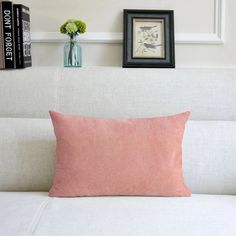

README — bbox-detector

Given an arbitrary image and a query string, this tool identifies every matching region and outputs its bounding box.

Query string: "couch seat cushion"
[0,192,236,236]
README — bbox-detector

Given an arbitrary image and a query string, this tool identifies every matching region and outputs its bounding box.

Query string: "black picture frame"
[123,9,175,68]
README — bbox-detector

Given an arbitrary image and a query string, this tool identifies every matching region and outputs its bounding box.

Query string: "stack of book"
[0,0,32,69]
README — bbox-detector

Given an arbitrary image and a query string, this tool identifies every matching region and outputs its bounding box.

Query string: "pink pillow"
[49,111,191,197]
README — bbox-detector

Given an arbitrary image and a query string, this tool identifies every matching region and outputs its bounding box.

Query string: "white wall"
[14,0,236,68]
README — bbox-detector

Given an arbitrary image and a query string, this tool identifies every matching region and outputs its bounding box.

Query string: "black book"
[13,4,32,68]
[0,3,5,69]
[1,1,15,69]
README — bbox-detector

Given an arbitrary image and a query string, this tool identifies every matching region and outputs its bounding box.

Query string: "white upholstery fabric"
[0,192,236,236]
[0,67,59,118]
[0,118,55,191]
[0,118,236,194]
[0,192,49,236]
[59,67,236,120]
[183,121,236,195]
[0,67,236,120]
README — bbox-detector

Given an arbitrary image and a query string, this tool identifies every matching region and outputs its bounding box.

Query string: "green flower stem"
[68,34,77,66]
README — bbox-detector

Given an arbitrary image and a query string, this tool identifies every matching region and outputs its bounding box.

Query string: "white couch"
[0,67,236,236]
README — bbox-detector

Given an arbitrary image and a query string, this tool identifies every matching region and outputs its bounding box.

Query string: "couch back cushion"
[0,118,236,194]
[0,118,55,191]
[1,67,236,121]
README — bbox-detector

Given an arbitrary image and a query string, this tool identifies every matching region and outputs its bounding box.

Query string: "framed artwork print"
[123,9,175,68]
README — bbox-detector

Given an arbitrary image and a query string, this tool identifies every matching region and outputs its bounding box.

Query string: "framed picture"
[123,9,175,68]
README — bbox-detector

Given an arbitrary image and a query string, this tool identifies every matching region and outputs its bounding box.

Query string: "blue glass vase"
[64,34,82,67]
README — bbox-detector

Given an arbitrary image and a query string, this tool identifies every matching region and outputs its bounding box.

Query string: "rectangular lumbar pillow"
[49,111,191,197]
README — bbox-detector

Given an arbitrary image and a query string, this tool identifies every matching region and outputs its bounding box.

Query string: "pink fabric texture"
[49,111,191,197]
